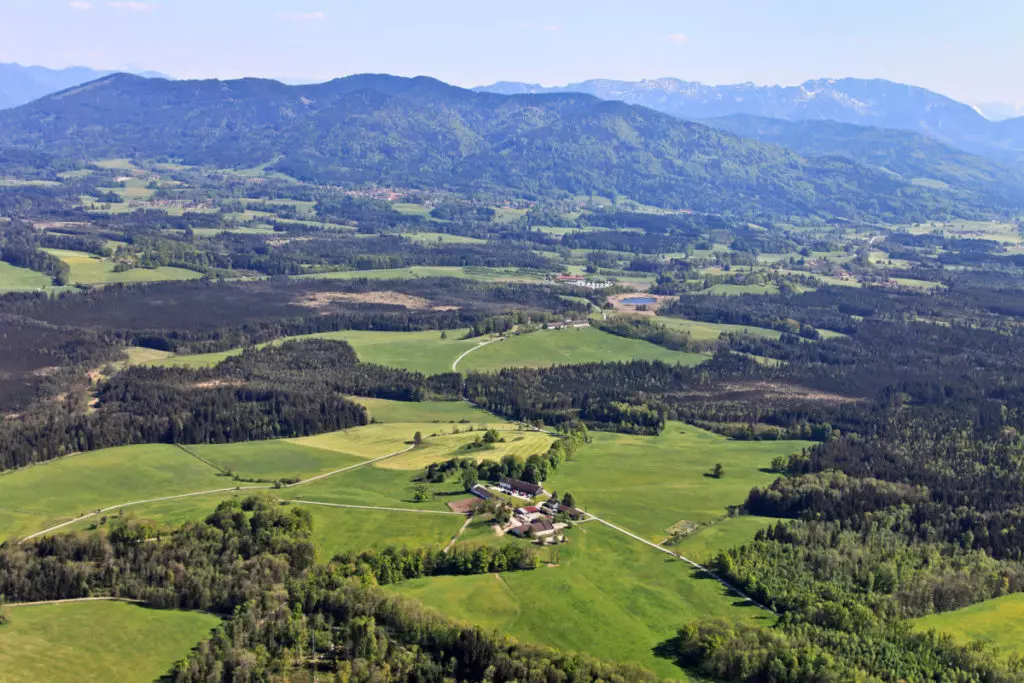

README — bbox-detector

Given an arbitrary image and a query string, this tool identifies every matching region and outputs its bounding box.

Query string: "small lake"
[622,296,657,306]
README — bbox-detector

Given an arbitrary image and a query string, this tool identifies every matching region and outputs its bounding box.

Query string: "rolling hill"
[0,73,1011,221]
[0,63,168,110]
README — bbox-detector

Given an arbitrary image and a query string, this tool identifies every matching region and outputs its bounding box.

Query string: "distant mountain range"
[1,73,1014,222]
[0,63,168,110]
[476,78,1024,165]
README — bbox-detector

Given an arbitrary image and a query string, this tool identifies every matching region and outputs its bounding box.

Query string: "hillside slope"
[0,63,167,110]
[0,73,1004,221]
[478,77,1024,165]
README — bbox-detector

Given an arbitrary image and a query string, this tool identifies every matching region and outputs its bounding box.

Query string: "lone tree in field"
[711,463,725,479]
[413,431,423,447]
[461,468,478,491]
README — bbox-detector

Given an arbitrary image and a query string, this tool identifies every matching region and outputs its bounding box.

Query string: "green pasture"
[292,503,466,557]
[352,396,496,424]
[0,601,220,683]
[0,444,226,542]
[187,440,365,482]
[406,232,488,245]
[914,594,1024,658]
[701,283,780,296]
[545,423,811,542]
[0,261,53,292]
[458,326,709,373]
[287,463,461,512]
[671,515,778,564]
[653,315,783,341]
[395,522,773,679]
[145,329,478,375]
[42,248,203,285]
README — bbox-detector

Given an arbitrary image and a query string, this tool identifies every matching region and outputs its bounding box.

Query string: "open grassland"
[914,594,1024,658]
[459,327,709,373]
[546,423,811,542]
[296,265,550,284]
[92,158,137,170]
[146,328,478,375]
[0,601,219,683]
[654,315,783,341]
[187,441,366,481]
[0,444,225,542]
[0,261,53,292]
[295,503,466,557]
[352,397,496,423]
[288,463,460,512]
[702,283,780,296]
[376,429,555,471]
[395,523,773,679]
[671,515,778,564]
[406,232,488,245]
[42,248,203,285]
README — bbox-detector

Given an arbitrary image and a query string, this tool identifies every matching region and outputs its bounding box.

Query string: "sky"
[0,0,1020,104]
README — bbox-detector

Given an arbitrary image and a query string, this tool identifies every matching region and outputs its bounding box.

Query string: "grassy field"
[459,327,709,373]
[914,594,1024,658]
[377,429,555,470]
[187,440,366,481]
[395,522,773,679]
[295,503,466,557]
[0,261,53,292]
[653,315,784,341]
[42,248,203,285]
[702,283,780,296]
[545,423,811,542]
[147,329,478,375]
[288,463,461,512]
[406,232,488,245]
[352,396,496,423]
[0,601,219,683]
[0,444,226,542]
[671,515,778,563]
[296,265,549,283]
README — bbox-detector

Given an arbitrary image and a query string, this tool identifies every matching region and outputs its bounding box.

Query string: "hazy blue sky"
[0,0,1018,103]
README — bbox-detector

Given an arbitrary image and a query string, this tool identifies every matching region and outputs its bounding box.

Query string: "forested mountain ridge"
[477,76,1024,165]
[704,114,1024,208]
[0,62,168,110]
[0,73,1005,222]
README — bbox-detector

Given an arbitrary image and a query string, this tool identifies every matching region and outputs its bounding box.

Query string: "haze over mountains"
[477,78,1024,166]
[1,72,1019,223]
[0,63,168,110]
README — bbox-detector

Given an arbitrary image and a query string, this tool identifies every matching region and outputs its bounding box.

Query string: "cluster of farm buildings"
[553,274,613,289]
[471,477,586,541]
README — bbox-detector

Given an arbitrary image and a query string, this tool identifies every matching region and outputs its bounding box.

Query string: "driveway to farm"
[451,336,505,372]
[589,514,776,614]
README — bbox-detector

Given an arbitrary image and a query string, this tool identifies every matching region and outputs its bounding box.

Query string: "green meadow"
[0,261,53,292]
[352,396,495,423]
[186,440,365,481]
[459,326,710,372]
[914,594,1024,658]
[146,328,478,375]
[545,423,811,542]
[395,522,773,679]
[653,314,784,341]
[42,248,203,285]
[0,444,228,542]
[0,601,219,683]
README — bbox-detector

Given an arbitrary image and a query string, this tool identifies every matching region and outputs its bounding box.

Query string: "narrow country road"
[452,336,504,372]
[19,444,419,543]
[589,515,777,615]
[282,499,465,516]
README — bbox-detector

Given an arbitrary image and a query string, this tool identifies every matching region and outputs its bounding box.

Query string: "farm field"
[376,428,555,470]
[351,396,495,423]
[287,462,462,512]
[296,265,549,283]
[294,503,466,557]
[395,522,773,679]
[0,444,226,542]
[187,440,366,482]
[42,248,203,285]
[702,283,780,296]
[406,232,488,244]
[0,601,220,683]
[545,423,812,542]
[671,515,778,564]
[146,328,478,375]
[459,327,710,372]
[914,594,1024,658]
[0,261,53,291]
[653,314,784,341]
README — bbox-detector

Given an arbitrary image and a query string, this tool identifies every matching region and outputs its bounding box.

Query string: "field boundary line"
[452,336,505,372]
[443,515,475,553]
[18,485,271,543]
[282,500,466,516]
[175,443,228,474]
[283,445,416,488]
[6,597,143,608]
[589,515,777,615]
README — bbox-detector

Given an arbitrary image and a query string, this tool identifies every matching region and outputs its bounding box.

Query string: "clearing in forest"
[914,594,1024,658]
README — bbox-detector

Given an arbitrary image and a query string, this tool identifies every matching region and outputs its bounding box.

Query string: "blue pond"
[622,296,657,306]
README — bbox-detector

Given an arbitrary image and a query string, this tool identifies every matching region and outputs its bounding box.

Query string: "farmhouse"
[500,477,546,498]
[470,484,493,500]
[509,518,557,539]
